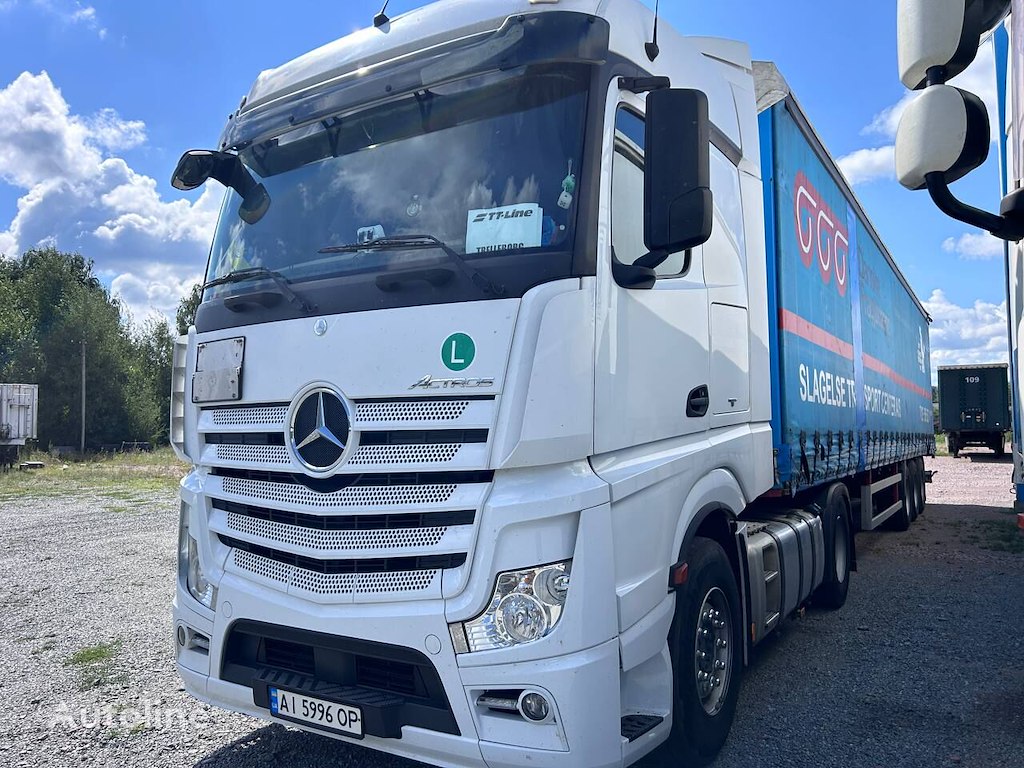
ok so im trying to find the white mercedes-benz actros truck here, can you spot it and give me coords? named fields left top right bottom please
left=170, top=1, right=933, bottom=765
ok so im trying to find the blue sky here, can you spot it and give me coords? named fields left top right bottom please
left=0, top=0, right=1009, bottom=371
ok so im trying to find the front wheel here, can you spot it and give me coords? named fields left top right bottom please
left=651, top=538, right=743, bottom=767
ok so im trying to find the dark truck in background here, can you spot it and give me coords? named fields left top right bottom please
left=938, top=364, right=1010, bottom=457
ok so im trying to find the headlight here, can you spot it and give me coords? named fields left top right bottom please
left=178, top=506, right=217, bottom=610
left=453, top=561, right=571, bottom=653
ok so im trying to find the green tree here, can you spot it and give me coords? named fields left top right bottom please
left=0, top=247, right=167, bottom=448
left=176, top=283, right=202, bottom=336
left=134, top=315, right=175, bottom=442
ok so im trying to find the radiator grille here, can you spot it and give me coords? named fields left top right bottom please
left=348, top=443, right=461, bottom=465
left=198, top=395, right=494, bottom=603
left=216, top=444, right=291, bottom=464
left=233, top=548, right=439, bottom=596
left=221, top=476, right=457, bottom=508
left=355, top=400, right=470, bottom=423
left=227, top=511, right=448, bottom=551
left=211, top=405, right=288, bottom=426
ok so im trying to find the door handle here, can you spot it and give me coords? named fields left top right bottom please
left=687, top=385, right=709, bottom=417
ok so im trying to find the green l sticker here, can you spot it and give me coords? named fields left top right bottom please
left=442, top=333, right=475, bottom=371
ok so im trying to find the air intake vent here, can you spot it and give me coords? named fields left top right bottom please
left=263, top=638, right=315, bottom=675
left=356, top=657, right=419, bottom=697
left=355, top=399, right=474, bottom=423
left=221, top=476, right=458, bottom=508
left=226, top=511, right=449, bottom=551
left=209, top=404, right=288, bottom=427
left=216, top=445, right=291, bottom=464
left=348, top=444, right=462, bottom=465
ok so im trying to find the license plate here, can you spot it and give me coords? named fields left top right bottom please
left=268, top=687, right=363, bottom=738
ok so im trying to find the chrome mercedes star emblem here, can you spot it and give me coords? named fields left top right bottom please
left=295, top=392, right=346, bottom=451
left=313, top=318, right=328, bottom=336
left=289, top=387, right=352, bottom=472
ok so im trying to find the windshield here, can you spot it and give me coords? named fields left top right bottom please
left=200, top=64, right=590, bottom=326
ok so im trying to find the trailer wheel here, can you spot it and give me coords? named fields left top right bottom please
left=948, top=434, right=959, bottom=458
left=890, top=464, right=913, bottom=531
left=994, top=437, right=1006, bottom=457
left=906, top=462, right=924, bottom=522
left=814, top=483, right=851, bottom=610
left=915, top=457, right=927, bottom=506
left=654, top=537, right=743, bottom=767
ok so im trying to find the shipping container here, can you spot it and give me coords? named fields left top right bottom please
left=756, top=63, right=935, bottom=494
left=937, top=363, right=1010, bottom=456
left=0, top=383, right=38, bottom=467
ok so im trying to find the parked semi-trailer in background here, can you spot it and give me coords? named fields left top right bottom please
left=170, top=2, right=932, bottom=765
left=0, top=383, right=37, bottom=469
left=938, top=363, right=1010, bottom=456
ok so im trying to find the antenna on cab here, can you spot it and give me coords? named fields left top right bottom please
left=374, top=0, right=391, bottom=28
left=646, top=0, right=660, bottom=61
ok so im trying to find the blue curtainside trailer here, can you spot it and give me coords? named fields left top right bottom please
left=755, top=63, right=935, bottom=497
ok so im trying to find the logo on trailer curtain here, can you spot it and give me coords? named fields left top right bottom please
left=794, top=170, right=848, bottom=296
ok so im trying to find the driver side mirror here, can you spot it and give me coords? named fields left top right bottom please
left=171, top=149, right=271, bottom=225
left=644, top=88, right=713, bottom=257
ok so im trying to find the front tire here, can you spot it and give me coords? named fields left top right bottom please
left=652, top=538, right=743, bottom=767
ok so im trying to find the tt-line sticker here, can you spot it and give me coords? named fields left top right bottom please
left=465, top=203, right=542, bottom=254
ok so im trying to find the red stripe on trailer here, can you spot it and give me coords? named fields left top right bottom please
left=862, top=353, right=932, bottom=400
left=779, top=308, right=854, bottom=360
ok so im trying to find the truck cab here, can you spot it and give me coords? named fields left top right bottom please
left=172, top=1, right=924, bottom=765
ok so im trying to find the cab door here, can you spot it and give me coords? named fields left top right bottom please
left=594, top=94, right=711, bottom=454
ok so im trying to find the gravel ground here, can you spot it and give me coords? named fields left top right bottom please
left=0, top=451, right=1021, bottom=768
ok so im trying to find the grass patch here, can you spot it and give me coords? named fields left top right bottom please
left=67, top=641, right=120, bottom=666
left=972, top=519, right=1024, bottom=554
left=0, top=447, right=186, bottom=501
left=65, top=640, right=123, bottom=690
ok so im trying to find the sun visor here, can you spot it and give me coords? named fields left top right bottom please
left=220, top=12, right=609, bottom=152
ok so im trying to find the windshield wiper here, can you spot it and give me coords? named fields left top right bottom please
left=203, top=267, right=314, bottom=312
left=319, top=234, right=506, bottom=297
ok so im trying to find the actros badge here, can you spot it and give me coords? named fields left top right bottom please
left=409, top=375, right=494, bottom=390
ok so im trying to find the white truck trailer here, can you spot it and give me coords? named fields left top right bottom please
left=170, top=2, right=933, bottom=765
left=0, top=383, right=37, bottom=469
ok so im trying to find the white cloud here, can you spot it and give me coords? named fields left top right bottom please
left=837, top=145, right=895, bottom=185
left=1, top=0, right=107, bottom=37
left=0, top=71, right=218, bottom=325
left=111, top=264, right=204, bottom=325
left=862, top=92, right=916, bottom=139
left=941, top=232, right=1005, bottom=260
left=923, top=289, right=1009, bottom=375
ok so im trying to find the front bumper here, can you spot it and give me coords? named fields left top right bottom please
left=175, top=580, right=624, bottom=768
left=174, top=488, right=630, bottom=768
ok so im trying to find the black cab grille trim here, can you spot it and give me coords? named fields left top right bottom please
left=211, top=466, right=494, bottom=488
